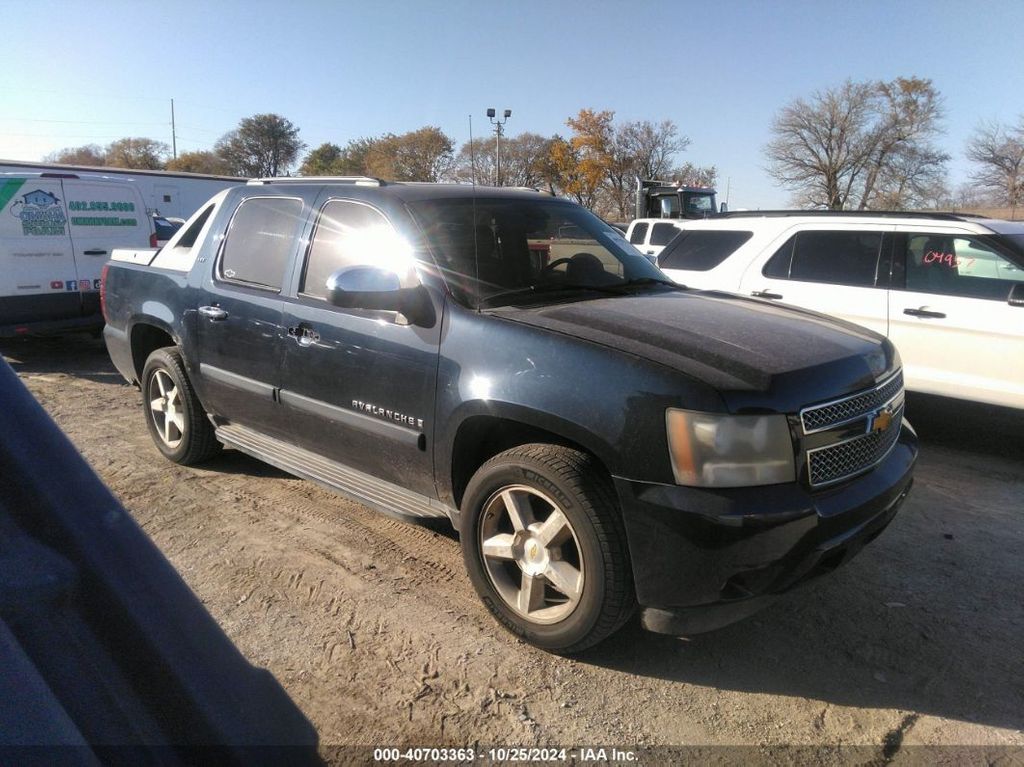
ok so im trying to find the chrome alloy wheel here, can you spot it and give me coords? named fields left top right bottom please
left=148, top=369, right=185, bottom=448
left=478, top=485, right=585, bottom=624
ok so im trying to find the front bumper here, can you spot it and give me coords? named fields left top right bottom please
left=614, top=420, right=918, bottom=634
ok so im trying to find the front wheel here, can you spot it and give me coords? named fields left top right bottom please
left=460, top=444, right=635, bottom=653
left=141, top=347, right=221, bottom=465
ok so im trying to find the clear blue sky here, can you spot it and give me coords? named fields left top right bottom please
left=1, top=0, right=1022, bottom=208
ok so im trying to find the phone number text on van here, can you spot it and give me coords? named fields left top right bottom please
left=68, top=201, right=136, bottom=212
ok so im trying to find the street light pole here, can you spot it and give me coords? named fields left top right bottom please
left=486, top=108, right=512, bottom=186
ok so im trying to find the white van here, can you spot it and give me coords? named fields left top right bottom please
left=1, top=172, right=153, bottom=336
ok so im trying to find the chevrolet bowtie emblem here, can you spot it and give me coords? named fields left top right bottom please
left=868, top=406, right=894, bottom=434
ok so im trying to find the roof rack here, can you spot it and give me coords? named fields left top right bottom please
left=712, top=210, right=988, bottom=221
left=246, top=176, right=384, bottom=186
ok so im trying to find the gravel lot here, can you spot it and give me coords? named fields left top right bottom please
left=4, top=335, right=1023, bottom=762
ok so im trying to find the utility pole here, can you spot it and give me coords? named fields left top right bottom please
left=486, top=108, right=512, bottom=186
left=170, top=98, right=177, bottom=159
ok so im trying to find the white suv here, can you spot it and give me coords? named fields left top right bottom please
left=625, top=218, right=689, bottom=261
left=656, top=212, right=1024, bottom=410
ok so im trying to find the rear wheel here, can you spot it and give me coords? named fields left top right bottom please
left=460, top=444, right=635, bottom=653
left=141, top=347, right=220, bottom=465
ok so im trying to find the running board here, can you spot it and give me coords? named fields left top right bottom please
left=215, top=423, right=452, bottom=521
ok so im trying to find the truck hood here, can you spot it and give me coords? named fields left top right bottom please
left=489, top=290, right=896, bottom=412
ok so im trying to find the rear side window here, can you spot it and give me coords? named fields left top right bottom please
left=628, top=222, right=648, bottom=244
left=900, top=233, right=1024, bottom=299
left=219, top=197, right=303, bottom=289
left=659, top=230, right=752, bottom=271
left=650, top=222, right=680, bottom=246
left=763, top=230, right=882, bottom=287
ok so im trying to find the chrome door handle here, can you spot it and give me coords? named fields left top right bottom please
left=903, top=307, right=945, bottom=319
left=198, top=305, right=228, bottom=321
left=751, top=289, right=784, bottom=300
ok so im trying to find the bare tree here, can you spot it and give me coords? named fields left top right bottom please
left=671, top=162, right=718, bottom=188
left=766, top=78, right=947, bottom=210
left=859, top=78, right=948, bottom=209
left=44, top=144, right=106, bottom=166
left=165, top=150, right=232, bottom=175
left=766, top=80, right=879, bottom=209
left=453, top=132, right=555, bottom=188
left=966, top=118, right=1024, bottom=218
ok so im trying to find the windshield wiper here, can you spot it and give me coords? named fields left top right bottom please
left=614, top=277, right=687, bottom=290
left=478, top=277, right=685, bottom=308
left=478, top=282, right=626, bottom=308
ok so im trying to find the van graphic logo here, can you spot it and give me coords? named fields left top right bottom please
left=9, top=186, right=68, bottom=237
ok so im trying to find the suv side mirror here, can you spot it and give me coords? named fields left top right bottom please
left=1009, top=283, right=1024, bottom=307
left=325, top=266, right=434, bottom=326
left=719, top=202, right=728, bottom=213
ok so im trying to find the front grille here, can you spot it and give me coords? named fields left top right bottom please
left=807, top=403, right=904, bottom=487
left=801, top=371, right=904, bottom=434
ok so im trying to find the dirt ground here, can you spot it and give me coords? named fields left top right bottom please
left=3, top=335, right=1023, bottom=762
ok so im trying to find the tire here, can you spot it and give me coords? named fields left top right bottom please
left=141, top=347, right=221, bottom=465
left=459, top=444, right=635, bottom=653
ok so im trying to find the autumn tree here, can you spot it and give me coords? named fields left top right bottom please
left=966, top=118, right=1024, bottom=217
left=766, top=77, right=948, bottom=210
left=165, top=150, right=233, bottom=175
left=105, top=137, right=169, bottom=170
left=215, top=113, right=304, bottom=177
left=364, top=127, right=454, bottom=182
left=548, top=135, right=604, bottom=210
left=44, top=144, right=107, bottom=166
left=550, top=109, right=704, bottom=218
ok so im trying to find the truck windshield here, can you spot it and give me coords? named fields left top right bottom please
left=681, top=192, right=715, bottom=216
left=408, top=197, right=669, bottom=307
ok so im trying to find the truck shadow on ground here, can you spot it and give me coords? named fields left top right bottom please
left=583, top=398, right=1024, bottom=733
left=0, top=335, right=125, bottom=387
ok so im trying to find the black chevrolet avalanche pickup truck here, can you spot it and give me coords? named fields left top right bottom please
left=101, top=179, right=917, bottom=653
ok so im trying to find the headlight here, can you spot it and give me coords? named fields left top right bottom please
left=666, top=409, right=796, bottom=487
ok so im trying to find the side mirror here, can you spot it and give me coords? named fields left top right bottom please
left=1009, top=283, right=1024, bottom=307
left=325, top=266, right=434, bottom=326
left=719, top=202, right=728, bottom=213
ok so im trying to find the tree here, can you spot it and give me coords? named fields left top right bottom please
left=671, top=162, right=718, bottom=188
left=104, top=137, right=169, bottom=170
left=550, top=109, right=706, bottom=218
left=452, top=132, right=556, bottom=188
left=299, top=138, right=377, bottom=176
left=966, top=118, right=1024, bottom=217
left=44, top=144, right=106, bottom=166
left=165, top=150, right=232, bottom=175
left=215, top=113, right=305, bottom=177
left=765, top=77, right=948, bottom=210
left=364, top=127, right=454, bottom=182
left=548, top=135, right=603, bottom=210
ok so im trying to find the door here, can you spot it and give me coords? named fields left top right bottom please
left=738, top=226, right=891, bottom=336
left=64, top=180, right=151, bottom=317
left=278, top=197, right=442, bottom=497
left=888, top=231, right=1024, bottom=408
left=0, top=176, right=78, bottom=325
left=195, top=195, right=304, bottom=436
left=153, top=183, right=180, bottom=218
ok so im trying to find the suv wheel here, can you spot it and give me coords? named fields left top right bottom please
left=460, top=444, right=635, bottom=653
left=141, top=347, right=220, bottom=465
